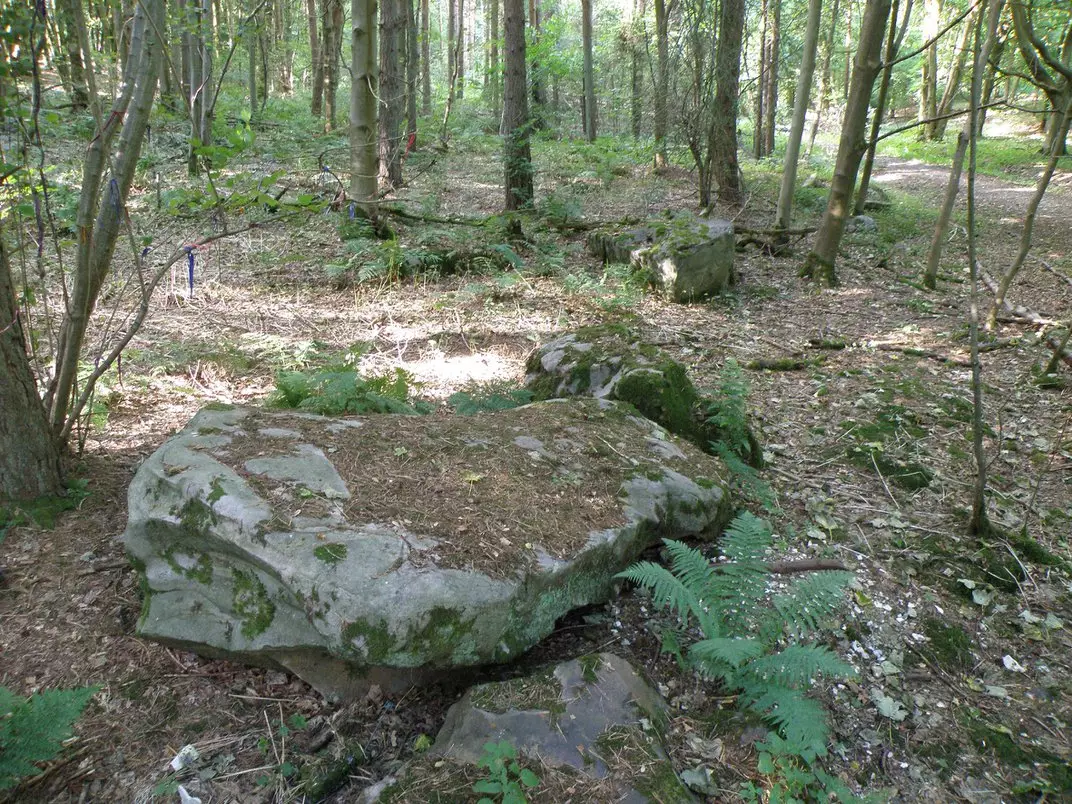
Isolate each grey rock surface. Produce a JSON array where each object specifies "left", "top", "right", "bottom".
[
  {"left": 633, "top": 217, "right": 735, "bottom": 302},
  {"left": 124, "top": 400, "right": 731, "bottom": 697},
  {"left": 369, "top": 653, "right": 696, "bottom": 802}
]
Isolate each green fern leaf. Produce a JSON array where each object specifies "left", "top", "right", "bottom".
[
  {"left": 740, "top": 685, "right": 831, "bottom": 758},
  {"left": 719, "top": 510, "right": 772, "bottom": 563},
  {"left": 771, "top": 571, "right": 854, "bottom": 638},
  {"left": 0, "top": 686, "right": 97, "bottom": 790},
  {"left": 616, "top": 560, "right": 711, "bottom": 632},
  {"left": 689, "top": 637, "right": 765, "bottom": 672},
  {"left": 743, "top": 645, "right": 857, "bottom": 688},
  {"left": 662, "top": 539, "right": 720, "bottom": 602}
]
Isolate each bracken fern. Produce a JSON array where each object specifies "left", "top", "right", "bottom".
[{"left": 618, "top": 511, "right": 855, "bottom": 760}]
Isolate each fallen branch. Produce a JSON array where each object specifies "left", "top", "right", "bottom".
[
  {"left": 981, "top": 269, "right": 1072, "bottom": 368},
  {"left": 746, "top": 357, "right": 825, "bottom": 371},
  {"left": 1037, "top": 257, "right": 1072, "bottom": 290},
  {"left": 766, "top": 558, "right": 848, "bottom": 575}
]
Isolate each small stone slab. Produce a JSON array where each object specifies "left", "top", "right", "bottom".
[
  {"left": 370, "top": 653, "right": 696, "bottom": 802},
  {"left": 632, "top": 216, "right": 736, "bottom": 302},
  {"left": 124, "top": 400, "right": 731, "bottom": 697}
]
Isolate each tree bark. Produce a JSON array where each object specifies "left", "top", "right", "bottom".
[
  {"left": 755, "top": 0, "right": 770, "bottom": 158},
  {"left": 48, "top": 0, "right": 163, "bottom": 437},
  {"left": 503, "top": 0, "right": 533, "bottom": 209},
  {"left": 352, "top": 0, "right": 379, "bottom": 208},
  {"left": 308, "top": 0, "right": 324, "bottom": 114},
  {"left": 406, "top": 0, "right": 419, "bottom": 144},
  {"left": 0, "top": 237, "right": 64, "bottom": 500},
  {"left": 776, "top": 0, "right": 824, "bottom": 231},
  {"left": 854, "top": 0, "right": 912, "bottom": 215},
  {"left": 323, "top": 0, "right": 344, "bottom": 131},
  {"left": 421, "top": 0, "right": 432, "bottom": 114},
  {"left": 710, "top": 0, "right": 745, "bottom": 203},
  {"left": 581, "top": 0, "right": 597, "bottom": 141},
  {"left": 806, "top": 0, "right": 840, "bottom": 157},
  {"left": 55, "top": 0, "right": 90, "bottom": 110},
  {"left": 924, "top": 0, "right": 1004, "bottom": 290},
  {"left": 928, "top": 4, "right": 975, "bottom": 140},
  {"left": 488, "top": 0, "right": 500, "bottom": 121},
  {"left": 762, "top": 0, "right": 781, "bottom": 156},
  {"left": 802, "top": 0, "right": 892, "bottom": 285},
  {"left": 630, "top": 0, "right": 646, "bottom": 140},
  {"left": 380, "top": 0, "right": 405, "bottom": 186},
  {"left": 528, "top": 0, "right": 546, "bottom": 122},
  {"left": 919, "top": 0, "right": 941, "bottom": 132},
  {"left": 653, "top": 0, "right": 669, "bottom": 168},
  {"left": 457, "top": 0, "right": 466, "bottom": 98}
]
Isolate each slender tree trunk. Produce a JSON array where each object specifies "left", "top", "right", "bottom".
[
  {"left": 710, "top": 0, "right": 745, "bottom": 203},
  {"left": 806, "top": 0, "right": 840, "bottom": 157},
  {"left": 0, "top": 238, "right": 64, "bottom": 500},
  {"left": 503, "top": 0, "right": 533, "bottom": 209},
  {"left": 923, "top": 0, "right": 1004, "bottom": 290},
  {"left": 842, "top": 0, "right": 852, "bottom": 101},
  {"left": 755, "top": 0, "right": 769, "bottom": 158},
  {"left": 49, "top": 0, "right": 162, "bottom": 437},
  {"left": 421, "top": 0, "right": 432, "bottom": 113},
  {"left": 352, "top": 0, "right": 379, "bottom": 208},
  {"left": 929, "top": 5, "right": 975, "bottom": 140},
  {"left": 528, "top": 0, "right": 546, "bottom": 122},
  {"left": 763, "top": 0, "right": 781, "bottom": 155},
  {"left": 653, "top": 0, "right": 669, "bottom": 168},
  {"left": 248, "top": 4, "right": 259, "bottom": 120},
  {"left": 457, "top": 0, "right": 465, "bottom": 98},
  {"left": 406, "top": 0, "right": 419, "bottom": 143},
  {"left": 280, "top": 0, "right": 294, "bottom": 92},
  {"left": 308, "top": 0, "right": 324, "bottom": 114},
  {"left": 323, "top": 0, "right": 343, "bottom": 130},
  {"left": 488, "top": 0, "right": 500, "bottom": 121},
  {"left": 380, "top": 0, "right": 405, "bottom": 186},
  {"left": 919, "top": 0, "right": 940, "bottom": 132},
  {"left": 55, "top": 0, "right": 90, "bottom": 110},
  {"left": 988, "top": 101, "right": 1071, "bottom": 327},
  {"left": 448, "top": 0, "right": 456, "bottom": 95},
  {"left": 978, "top": 32, "right": 1006, "bottom": 134},
  {"left": 581, "top": 0, "right": 597, "bottom": 141},
  {"left": 630, "top": 0, "right": 646, "bottom": 140},
  {"left": 776, "top": 0, "right": 824, "bottom": 231},
  {"left": 854, "top": 0, "right": 911, "bottom": 215},
  {"left": 802, "top": 0, "right": 892, "bottom": 285}
]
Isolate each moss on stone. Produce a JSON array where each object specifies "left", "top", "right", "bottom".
[
  {"left": 469, "top": 667, "right": 565, "bottom": 720},
  {"left": 615, "top": 364, "right": 703, "bottom": 446},
  {"left": 578, "top": 653, "right": 604, "bottom": 683},
  {"left": 163, "top": 546, "right": 214, "bottom": 584},
  {"left": 342, "top": 618, "right": 394, "bottom": 663},
  {"left": 231, "top": 569, "right": 275, "bottom": 639},
  {"left": 206, "top": 477, "right": 226, "bottom": 503},
  {"left": 202, "top": 401, "right": 236, "bottom": 411},
  {"left": 179, "top": 496, "right": 218, "bottom": 533},
  {"left": 313, "top": 543, "right": 348, "bottom": 564},
  {"left": 408, "top": 606, "right": 477, "bottom": 663}
]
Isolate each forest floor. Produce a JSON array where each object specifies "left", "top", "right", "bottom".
[{"left": 1, "top": 111, "right": 1070, "bottom": 803}]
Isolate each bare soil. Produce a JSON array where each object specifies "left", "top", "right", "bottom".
[{"left": 1, "top": 119, "right": 1070, "bottom": 803}]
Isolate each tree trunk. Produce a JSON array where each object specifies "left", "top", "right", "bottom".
[
  {"left": 352, "top": 0, "right": 379, "bottom": 208},
  {"left": 457, "top": 0, "right": 465, "bottom": 98},
  {"left": 406, "top": 0, "right": 419, "bottom": 143},
  {"left": 421, "top": 0, "right": 432, "bottom": 114},
  {"left": 448, "top": 0, "right": 456, "bottom": 95},
  {"left": 503, "top": 0, "right": 533, "bottom": 209},
  {"left": 928, "top": 4, "right": 975, "bottom": 140},
  {"left": 323, "top": 0, "right": 343, "bottom": 131},
  {"left": 919, "top": 0, "right": 940, "bottom": 132},
  {"left": 923, "top": 0, "right": 1004, "bottom": 290},
  {"left": 280, "top": 0, "right": 294, "bottom": 92},
  {"left": 988, "top": 100, "right": 1070, "bottom": 326},
  {"left": 630, "top": 0, "right": 646, "bottom": 139},
  {"left": 762, "top": 0, "right": 781, "bottom": 156},
  {"left": 581, "top": 0, "right": 597, "bottom": 141},
  {"left": 248, "top": 4, "right": 259, "bottom": 120},
  {"left": 806, "top": 0, "right": 840, "bottom": 157},
  {"left": 488, "top": 0, "right": 500, "bottom": 121},
  {"left": 55, "top": 0, "right": 90, "bottom": 110},
  {"left": 710, "top": 0, "right": 745, "bottom": 203},
  {"left": 776, "top": 0, "right": 823, "bottom": 231},
  {"left": 188, "top": 0, "right": 214, "bottom": 176},
  {"left": 0, "top": 238, "right": 64, "bottom": 500},
  {"left": 653, "top": 0, "right": 669, "bottom": 168},
  {"left": 802, "top": 0, "right": 892, "bottom": 285},
  {"left": 528, "top": 0, "right": 546, "bottom": 122},
  {"left": 48, "top": 0, "right": 163, "bottom": 438},
  {"left": 853, "top": 0, "right": 911, "bottom": 215},
  {"left": 308, "top": 0, "right": 324, "bottom": 114},
  {"left": 380, "top": 0, "right": 405, "bottom": 186},
  {"left": 754, "top": 0, "right": 769, "bottom": 158}
]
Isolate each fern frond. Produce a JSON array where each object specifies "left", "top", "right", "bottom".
[
  {"left": 0, "top": 686, "right": 97, "bottom": 790},
  {"left": 742, "top": 645, "right": 857, "bottom": 689},
  {"left": 771, "top": 571, "right": 853, "bottom": 638},
  {"left": 689, "top": 637, "right": 765, "bottom": 674},
  {"left": 739, "top": 684, "right": 831, "bottom": 758},
  {"left": 719, "top": 511, "right": 772, "bottom": 563},
  {"left": 661, "top": 539, "right": 719, "bottom": 602},
  {"left": 617, "top": 559, "right": 709, "bottom": 630}
]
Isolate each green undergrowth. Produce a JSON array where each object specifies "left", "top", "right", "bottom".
[
  {"left": 877, "top": 128, "right": 1051, "bottom": 182},
  {"left": 0, "top": 685, "right": 98, "bottom": 791},
  {"left": 0, "top": 480, "right": 90, "bottom": 542}
]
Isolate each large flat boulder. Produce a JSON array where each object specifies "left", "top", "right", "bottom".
[
  {"left": 124, "top": 399, "right": 731, "bottom": 697},
  {"left": 634, "top": 216, "right": 735, "bottom": 302}
]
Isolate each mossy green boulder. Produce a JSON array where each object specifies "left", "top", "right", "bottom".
[{"left": 526, "top": 325, "right": 762, "bottom": 466}]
